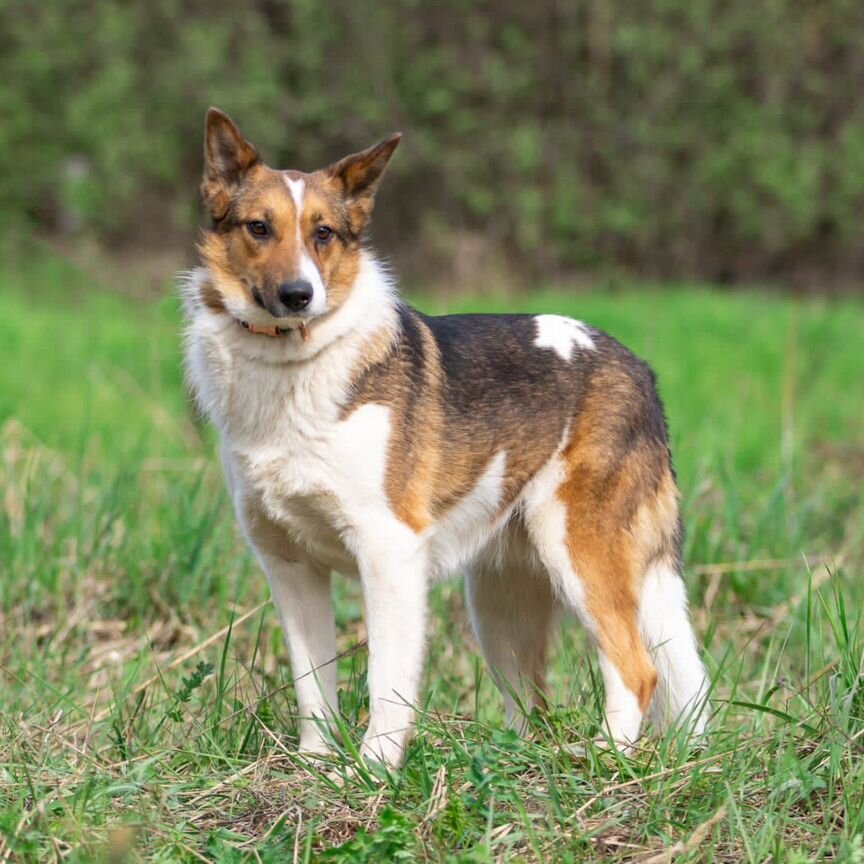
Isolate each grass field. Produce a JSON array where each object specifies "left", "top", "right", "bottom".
[{"left": 1, "top": 254, "right": 863, "bottom": 862}]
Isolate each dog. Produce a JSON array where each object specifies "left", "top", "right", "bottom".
[{"left": 182, "top": 108, "right": 708, "bottom": 768}]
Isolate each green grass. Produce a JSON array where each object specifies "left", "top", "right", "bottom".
[{"left": 1, "top": 254, "right": 862, "bottom": 862}]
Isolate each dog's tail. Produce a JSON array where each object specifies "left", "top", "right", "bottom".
[{"left": 639, "top": 557, "right": 709, "bottom": 736}]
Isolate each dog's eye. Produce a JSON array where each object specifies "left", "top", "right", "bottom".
[
  {"left": 246, "top": 221, "right": 270, "bottom": 238},
  {"left": 315, "top": 225, "right": 333, "bottom": 243}
]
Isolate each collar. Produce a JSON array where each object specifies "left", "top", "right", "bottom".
[{"left": 238, "top": 319, "right": 309, "bottom": 342}]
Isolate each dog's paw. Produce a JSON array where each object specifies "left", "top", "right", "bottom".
[
  {"left": 555, "top": 737, "right": 637, "bottom": 760},
  {"left": 298, "top": 742, "right": 336, "bottom": 760},
  {"left": 359, "top": 735, "right": 405, "bottom": 772},
  {"left": 322, "top": 757, "right": 390, "bottom": 789},
  {"left": 591, "top": 735, "right": 636, "bottom": 756}
]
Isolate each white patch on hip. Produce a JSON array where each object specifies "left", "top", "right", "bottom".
[
  {"left": 533, "top": 314, "right": 595, "bottom": 360},
  {"left": 284, "top": 175, "right": 326, "bottom": 316}
]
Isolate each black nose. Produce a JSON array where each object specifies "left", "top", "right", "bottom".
[{"left": 277, "top": 280, "right": 313, "bottom": 312}]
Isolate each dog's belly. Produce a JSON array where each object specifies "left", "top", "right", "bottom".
[
  {"left": 424, "top": 450, "right": 513, "bottom": 578},
  {"left": 234, "top": 453, "right": 363, "bottom": 576},
  {"left": 272, "top": 493, "right": 360, "bottom": 575}
]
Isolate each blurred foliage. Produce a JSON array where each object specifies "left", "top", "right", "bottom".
[{"left": 4, "top": 0, "right": 864, "bottom": 288}]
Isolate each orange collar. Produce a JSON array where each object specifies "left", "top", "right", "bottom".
[{"left": 238, "top": 319, "right": 309, "bottom": 342}]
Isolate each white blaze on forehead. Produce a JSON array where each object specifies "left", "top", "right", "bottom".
[
  {"left": 533, "top": 314, "right": 595, "bottom": 360},
  {"left": 284, "top": 176, "right": 306, "bottom": 211},
  {"left": 283, "top": 174, "right": 327, "bottom": 316}
]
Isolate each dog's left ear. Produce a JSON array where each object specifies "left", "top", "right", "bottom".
[
  {"left": 326, "top": 133, "right": 401, "bottom": 236},
  {"left": 202, "top": 108, "right": 261, "bottom": 221}
]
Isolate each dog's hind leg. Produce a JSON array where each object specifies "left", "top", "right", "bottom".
[
  {"left": 524, "top": 445, "right": 707, "bottom": 750},
  {"left": 546, "top": 535, "right": 657, "bottom": 749},
  {"left": 466, "top": 532, "right": 557, "bottom": 731},
  {"left": 639, "top": 556, "right": 709, "bottom": 736},
  {"left": 523, "top": 457, "right": 659, "bottom": 750}
]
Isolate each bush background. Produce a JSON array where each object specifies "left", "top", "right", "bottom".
[{"left": 5, "top": 0, "right": 864, "bottom": 291}]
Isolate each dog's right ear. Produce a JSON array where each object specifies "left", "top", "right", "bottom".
[
  {"left": 202, "top": 108, "right": 261, "bottom": 221},
  {"left": 325, "top": 133, "right": 401, "bottom": 237}
]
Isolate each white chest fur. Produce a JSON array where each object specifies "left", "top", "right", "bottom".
[{"left": 186, "top": 319, "right": 404, "bottom": 571}]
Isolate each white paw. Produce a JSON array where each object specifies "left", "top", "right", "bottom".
[
  {"left": 298, "top": 739, "right": 336, "bottom": 759},
  {"left": 321, "top": 756, "right": 390, "bottom": 788},
  {"left": 592, "top": 734, "right": 636, "bottom": 756},
  {"left": 360, "top": 734, "right": 405, "bottom": 771}
]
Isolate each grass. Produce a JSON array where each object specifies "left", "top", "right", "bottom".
[{"left": 1, "top": 252, "right": 862, "bottom": 862}]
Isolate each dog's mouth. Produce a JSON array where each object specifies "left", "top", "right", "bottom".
[{"left": 236, "top": 282, "right": 324, "bottom": 342}]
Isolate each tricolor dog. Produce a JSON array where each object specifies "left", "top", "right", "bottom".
[{"left": 182, "top": 108, "right": 708, "bottom": 768}]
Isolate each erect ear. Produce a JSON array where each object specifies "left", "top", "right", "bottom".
[
  {"left": 201, "top": 108, "right": 261, "bottom": 220},
  {"left": 326, "top": 133, "right": 401, "bottom": 236}
]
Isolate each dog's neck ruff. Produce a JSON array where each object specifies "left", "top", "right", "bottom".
[{"left": 238, "top": 318, "right": 310, "bottom": 341}]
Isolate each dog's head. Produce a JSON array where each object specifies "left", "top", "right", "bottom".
[{"left": 198, "top": 108, "right": 400, "bottom": 329}]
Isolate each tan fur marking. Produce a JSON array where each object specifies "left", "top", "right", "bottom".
[
  {"left": 631, "top": 468, "right": 680, "bottom": 571},
  {"left": 197, "top": 231, "right": 256, "bottom": 308},
  {"left": 301, "top": 178, "right": 363, "bottom": 309},
  {"left": 198, "top": 276, "right": 227, "bottom": 313},
  {"left": 383, "top": 321, "right": 444, "bottom": 532},
  {"left": 556, "top": 366, "right": 678, "bottom": 711}
]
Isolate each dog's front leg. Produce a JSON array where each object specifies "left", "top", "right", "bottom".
[
  {"left": 359, "top": 548, "right": 428, "bottom": 768},
  {"left": 257, "top": 552, "right": 338, "bottom": 755}
]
